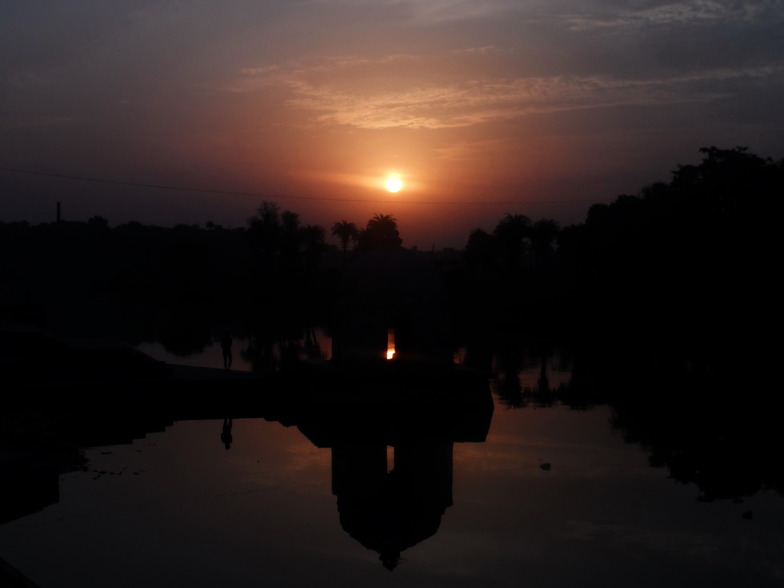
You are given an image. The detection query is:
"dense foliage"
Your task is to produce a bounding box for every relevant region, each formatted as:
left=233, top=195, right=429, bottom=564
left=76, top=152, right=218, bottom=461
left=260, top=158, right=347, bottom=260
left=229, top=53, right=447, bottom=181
left=2, top=147, right=781, bottom=503
left=1, top=147, right=780, bottom=362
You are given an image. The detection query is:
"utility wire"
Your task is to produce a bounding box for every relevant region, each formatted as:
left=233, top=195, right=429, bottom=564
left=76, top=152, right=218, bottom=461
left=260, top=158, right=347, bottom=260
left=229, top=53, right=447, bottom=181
left=0, top=166, right=595, bottom=206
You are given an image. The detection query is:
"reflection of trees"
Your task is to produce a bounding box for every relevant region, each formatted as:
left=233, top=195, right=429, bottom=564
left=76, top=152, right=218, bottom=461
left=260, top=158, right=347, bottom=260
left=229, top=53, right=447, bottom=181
left=610, top=402, right=784, bottom=502
left=243, top=331, right=279, bottom=373
left=239, top=320, right=329, bottom=373
left=603, top=361, right=784, bottom=502
left=494, top=367, right=524, bottom=408
left=153, top=313, right=213, bottom=357
left=560, top=339, right=782, bottom=503
left=485, top=333, right=567, bottom=409
left=302, top=325, right=322, bottom=361
left=478, top=320, right=782, bottom=504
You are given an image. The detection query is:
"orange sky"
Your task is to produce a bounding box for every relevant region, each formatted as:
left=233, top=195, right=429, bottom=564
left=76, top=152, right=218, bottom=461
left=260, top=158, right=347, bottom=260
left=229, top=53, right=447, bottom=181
left=2, top=1, right=783, bottom=248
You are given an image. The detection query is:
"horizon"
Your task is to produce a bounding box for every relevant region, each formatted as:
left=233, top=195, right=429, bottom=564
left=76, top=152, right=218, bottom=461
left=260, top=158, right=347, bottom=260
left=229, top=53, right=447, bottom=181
left=2, top=1, right=783, bottom=249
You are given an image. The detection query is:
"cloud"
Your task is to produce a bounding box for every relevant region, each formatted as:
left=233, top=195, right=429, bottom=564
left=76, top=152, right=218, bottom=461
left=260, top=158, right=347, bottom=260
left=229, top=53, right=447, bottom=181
left=302, top=0, right=781, bottom=29
left=395, top=0, right=519, bottom=24
left=305, top=0, right=519, bottom=24
left=231, top=53, right=784, bottom=130
left=561, top=0, right=782, bottom=31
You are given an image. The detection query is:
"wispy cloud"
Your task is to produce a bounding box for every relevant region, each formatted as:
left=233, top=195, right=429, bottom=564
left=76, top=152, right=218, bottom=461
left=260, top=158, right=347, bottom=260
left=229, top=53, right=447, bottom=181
left=562, top=0, right=782, bottom=31
left=396, top=0, right=519, bottom=24
left=305, top=0, right=519, bottom=23
left=231, top=53, right=784, bottom=130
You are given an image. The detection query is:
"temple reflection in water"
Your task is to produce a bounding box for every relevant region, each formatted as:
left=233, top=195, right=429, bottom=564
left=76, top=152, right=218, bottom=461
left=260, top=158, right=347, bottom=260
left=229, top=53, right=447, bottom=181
left=332, top=440, right=453, bottom=570
left=297, top=383, right=492, bottom=570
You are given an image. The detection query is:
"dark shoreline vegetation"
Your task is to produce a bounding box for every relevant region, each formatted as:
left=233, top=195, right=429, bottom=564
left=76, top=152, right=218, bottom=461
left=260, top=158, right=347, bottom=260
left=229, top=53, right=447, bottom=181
left=2, top=147, right=778, bottom=360
left=2, top=146, right=782, bottom=510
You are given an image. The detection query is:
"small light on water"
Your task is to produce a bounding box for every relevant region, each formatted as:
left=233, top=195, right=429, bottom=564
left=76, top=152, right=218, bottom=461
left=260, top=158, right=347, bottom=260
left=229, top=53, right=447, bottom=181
left=387, top=328, right=395, bottom=360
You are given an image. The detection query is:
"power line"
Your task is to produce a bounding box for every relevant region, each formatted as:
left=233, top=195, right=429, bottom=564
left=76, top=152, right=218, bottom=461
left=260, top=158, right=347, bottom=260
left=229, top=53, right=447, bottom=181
left=1, top=167, right=290, bottom=200
left=0, top=166, right=596, bottom=207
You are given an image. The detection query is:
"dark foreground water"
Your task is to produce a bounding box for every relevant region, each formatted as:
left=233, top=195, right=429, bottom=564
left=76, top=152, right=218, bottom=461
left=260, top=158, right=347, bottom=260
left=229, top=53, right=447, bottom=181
left=1, top=395, right=783, bottom=588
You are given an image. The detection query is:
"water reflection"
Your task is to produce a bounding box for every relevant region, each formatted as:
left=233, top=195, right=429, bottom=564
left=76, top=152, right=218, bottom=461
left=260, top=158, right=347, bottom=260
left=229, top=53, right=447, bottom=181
left=294, top=384, right=492, bottom=569
left=333, top=441, right=453, bottom=570
left=136, top=327, right=333, bottom=373
left=1, top=359, right=494, bottom=578
left=221, top=418, right=233, bottom=450
left=4, top=403, right=784, bottom=588
left=460, top=336, right=784, bottom=507
left=4, top=325, right=784, bottom=587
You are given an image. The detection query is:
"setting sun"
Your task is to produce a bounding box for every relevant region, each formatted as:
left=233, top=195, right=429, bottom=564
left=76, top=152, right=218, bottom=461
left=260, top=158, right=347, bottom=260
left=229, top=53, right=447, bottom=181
left=385, top=177, right=403, bottom=193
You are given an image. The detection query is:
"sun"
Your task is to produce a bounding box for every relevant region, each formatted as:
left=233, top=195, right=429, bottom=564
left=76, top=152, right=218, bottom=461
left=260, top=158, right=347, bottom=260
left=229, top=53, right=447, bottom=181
left=385, top=177, right=403, bottom=193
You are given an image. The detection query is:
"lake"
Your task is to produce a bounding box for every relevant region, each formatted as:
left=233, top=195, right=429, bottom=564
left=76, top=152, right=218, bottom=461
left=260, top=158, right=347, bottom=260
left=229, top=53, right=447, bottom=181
left=1, top=344, right=782, bottom=587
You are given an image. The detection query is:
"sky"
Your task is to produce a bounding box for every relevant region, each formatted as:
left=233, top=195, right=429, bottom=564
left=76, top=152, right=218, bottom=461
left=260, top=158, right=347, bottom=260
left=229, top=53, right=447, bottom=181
left=2, top=0, right=783, bottom=248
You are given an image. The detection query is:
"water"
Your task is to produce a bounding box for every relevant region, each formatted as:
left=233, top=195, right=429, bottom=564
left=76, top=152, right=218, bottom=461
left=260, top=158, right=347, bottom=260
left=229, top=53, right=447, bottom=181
left=136, top=339, right=257, bottom=372
left=2, top=398, right=783, bottom=587
left=135, top=329, right=333, bottom=373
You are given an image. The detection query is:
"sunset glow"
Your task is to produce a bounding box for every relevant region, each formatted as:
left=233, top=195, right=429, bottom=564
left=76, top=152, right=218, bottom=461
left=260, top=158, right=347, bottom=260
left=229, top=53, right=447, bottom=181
left=1, top=2, right=782, bottom=249
left=385, top=177, right=403, bottom=193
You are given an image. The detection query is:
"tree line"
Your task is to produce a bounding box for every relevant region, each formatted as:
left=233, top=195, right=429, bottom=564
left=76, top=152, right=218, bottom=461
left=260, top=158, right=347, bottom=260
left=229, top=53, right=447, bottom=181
left=1, top=146, right=780, bottom=358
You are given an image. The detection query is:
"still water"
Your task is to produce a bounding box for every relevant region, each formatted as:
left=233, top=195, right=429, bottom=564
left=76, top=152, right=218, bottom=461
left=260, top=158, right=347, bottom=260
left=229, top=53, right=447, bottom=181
left=1, top=381, right=783, bottom=587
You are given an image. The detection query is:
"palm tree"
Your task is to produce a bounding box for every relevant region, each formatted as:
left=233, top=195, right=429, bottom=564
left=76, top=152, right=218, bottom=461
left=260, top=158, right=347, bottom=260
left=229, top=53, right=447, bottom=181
left=366, top=213, right=397, bottom=233
left=301, top=223, right=326, bottom=276
left=464, top=227, right=498, bottom=275
left=530, top=218, right=560, bottom=268
left=358, top=213, right=401, bottom=251
left=246, top=201, right=282, bottom=269
left=331, top=220, right=358, bottom=265
left=493, top=213, right=531, bottom=271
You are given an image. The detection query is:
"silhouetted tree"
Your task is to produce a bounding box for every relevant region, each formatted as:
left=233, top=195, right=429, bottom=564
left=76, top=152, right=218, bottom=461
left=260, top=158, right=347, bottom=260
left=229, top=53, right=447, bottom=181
left=87, top=216, right=109, bottom=230
left=493, top=213, right=531, bottom=272
left=279, top=210, right=303, bottom=271
left=301, top=223, right=327, bottom=275
left=464, top=228, right=497, bottom=272
left=331, top=220, right=359, bottom=265
left=357, top=213, right=402, bottom=252
left=246, top=201, right=283, bottom=270
left=530, top=218, right=559, bottom=269
left=555, top=145, right=782, bottom=356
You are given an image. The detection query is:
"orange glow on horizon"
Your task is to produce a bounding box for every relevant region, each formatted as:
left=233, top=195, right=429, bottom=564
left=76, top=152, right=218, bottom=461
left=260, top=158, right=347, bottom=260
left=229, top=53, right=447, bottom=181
left=387, top=328, right=395, bottom=360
